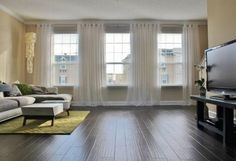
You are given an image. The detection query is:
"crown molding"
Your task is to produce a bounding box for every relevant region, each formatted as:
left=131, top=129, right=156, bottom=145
left=0, top=4, right=24, bottom=23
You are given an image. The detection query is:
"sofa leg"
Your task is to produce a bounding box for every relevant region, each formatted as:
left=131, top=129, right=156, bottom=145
left=51, top=117, right=54, bottom=126
left=23, top=117, right=27, bottom=126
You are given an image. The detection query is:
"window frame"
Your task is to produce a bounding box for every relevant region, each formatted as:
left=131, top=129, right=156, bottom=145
left=105, top=32, right=131, bottom=87
left=52, top=31, right=79, bottom=86
left=158, top=31, right=184, bottom=87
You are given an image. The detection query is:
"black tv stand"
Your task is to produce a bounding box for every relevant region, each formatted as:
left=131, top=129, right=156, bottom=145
left=210, top=95, right=236, bottom=100
left=191, top=95, right=236, bottom=146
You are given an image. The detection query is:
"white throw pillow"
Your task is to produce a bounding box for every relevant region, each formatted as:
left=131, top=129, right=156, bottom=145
left=0, top=92, right=4, bottom=98
left=10, top=84, right=22, bottom=96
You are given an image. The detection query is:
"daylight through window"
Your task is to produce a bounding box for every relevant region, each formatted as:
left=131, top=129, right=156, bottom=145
left=158, top=33, right=183, bottom=86
left=105, top=33, right=131, bottom=86
left=52, top=33, right=79, bottom=85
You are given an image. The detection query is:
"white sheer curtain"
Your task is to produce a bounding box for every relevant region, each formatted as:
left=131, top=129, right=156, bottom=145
left=77, top=23, right=105, bottom=106
left=33, top=24, right=52, bottom=86
left=127, top=23, right=161, bottom=106
left=183, top=24, right=200, bottom=105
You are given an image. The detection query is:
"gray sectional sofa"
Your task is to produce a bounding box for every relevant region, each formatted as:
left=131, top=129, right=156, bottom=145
left=0, top=85, right=72, bottom=122
left=0, top=94, right=72, bottom=122
left=0, top=96, right=35, bottom=122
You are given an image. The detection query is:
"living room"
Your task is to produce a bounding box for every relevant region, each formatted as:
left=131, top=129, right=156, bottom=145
left=0, top=0, right=236, bottom=161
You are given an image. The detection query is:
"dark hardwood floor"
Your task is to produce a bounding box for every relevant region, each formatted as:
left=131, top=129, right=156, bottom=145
left=0, top=106, right=236, bottom=161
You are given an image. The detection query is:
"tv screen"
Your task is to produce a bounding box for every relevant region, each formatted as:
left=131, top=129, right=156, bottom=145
left=206, top=39, right=236, bottom=96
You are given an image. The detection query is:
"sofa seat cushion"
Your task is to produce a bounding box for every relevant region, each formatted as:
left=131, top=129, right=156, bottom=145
left=4, top=96, right=35, bottom=106
left=28, top=94, right=72, bottom=103
left=0, top=99, right=18, bottom=112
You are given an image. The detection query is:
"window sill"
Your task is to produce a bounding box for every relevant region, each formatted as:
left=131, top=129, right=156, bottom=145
left=106, top=85, right=128, bottom=88
left=161, top=84, right=183, bottom=87
left=53, top=85, right=75, bottom=88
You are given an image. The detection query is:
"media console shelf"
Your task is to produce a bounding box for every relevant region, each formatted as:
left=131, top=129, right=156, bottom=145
left=191, top=95, right=236, bottom=146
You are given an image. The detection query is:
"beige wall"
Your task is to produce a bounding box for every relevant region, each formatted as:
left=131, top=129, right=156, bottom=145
left=199, top=25, right=208, bottom=58
left=208, top=0, right=236, bottom=47
left=0, top=10, right=25, bottom=83
left=207, top=0, right=236, bottom=112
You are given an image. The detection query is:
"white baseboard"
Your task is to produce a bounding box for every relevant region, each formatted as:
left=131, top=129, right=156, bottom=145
left=71, top=100, right=188, bottom=107
left=160, top=100, right=187, bottom=106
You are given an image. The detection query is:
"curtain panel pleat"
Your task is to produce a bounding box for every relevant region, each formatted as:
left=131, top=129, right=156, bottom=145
left=127, top=23, right=161, bottom=106
left=33, top=24, right=52, bottom=87
left=76, top=23, right=105, bottom=106
left=182, top=24, right=200, bottom=105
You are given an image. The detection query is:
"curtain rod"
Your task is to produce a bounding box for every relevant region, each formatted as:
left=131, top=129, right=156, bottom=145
left=24, top=19, right=207, bottom=25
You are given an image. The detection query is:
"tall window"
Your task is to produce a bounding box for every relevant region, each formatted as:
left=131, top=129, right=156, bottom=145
left=158, top=30, right=183, bottom=86
left=52, top=25, right=78, bottom=86
left=105, top=33, right=130, bottom=86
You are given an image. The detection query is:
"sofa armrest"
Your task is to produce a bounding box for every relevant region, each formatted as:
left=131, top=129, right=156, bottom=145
left=46, top=87, right=58, bottom=94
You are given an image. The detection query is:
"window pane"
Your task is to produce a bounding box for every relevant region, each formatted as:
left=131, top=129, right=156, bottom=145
left=166, top=34, right=174, bottom=43
left=62, top=44, right=70, bottom=54
left=106, top=53, right=114, bottom=62
left=122, top=52, right=130, bottom=61
left=54, top=44, right=62, bottom=55
left=114, top=34, right=122, bottom=43
left=113, top=53, right=122, bottom=62
left=54, top=34, right=62, bottom=43
left=174, top=34, right=182, bottom=43
left=114, top=64, right=123, bottom=74
left=62, top=34, right=70, bottom=43
left=123, top=44, right=130, bottom=53
left=106, top=34, right=114, bottom=43
left=114, top=44, right=122, bottom=52
left=158, top=35, right=165, bottom=43
left=53, top=33, right=79, bottom=86
left=106, top=44, right=113, bottom=53
left=70, top=34, right=78, bottom=43
left=71, top=44, right=78, bottom=55
left=70, top=55, right=78, bottom=62
left=106, top=64, right=128, bottom=85
left=105, top=33, right=131, bottom=86
left=160, top=63, right=183, bottom=85
left=123, top=34, right=130, bottom=43
left=158, top=33, right=183, bottom=85
left=106, top=64, right=114, bottom=74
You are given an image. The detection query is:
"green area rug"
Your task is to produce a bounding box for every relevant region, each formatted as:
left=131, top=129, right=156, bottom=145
left=0, top=111, right=90, bottom=134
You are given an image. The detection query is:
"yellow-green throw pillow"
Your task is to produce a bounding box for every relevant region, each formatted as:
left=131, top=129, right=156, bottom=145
left=15, top=84, right=33, bottom=95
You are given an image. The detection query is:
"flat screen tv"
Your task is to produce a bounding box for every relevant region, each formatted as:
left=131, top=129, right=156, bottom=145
left=206, top=39, right=236, bottom=100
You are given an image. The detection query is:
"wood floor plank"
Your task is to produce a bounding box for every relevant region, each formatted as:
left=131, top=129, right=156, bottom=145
left=146, top=110, right=220, bottom=161
left=86, top=111, right=117, bottom=161
left=0, top=107, right=236, bottom=161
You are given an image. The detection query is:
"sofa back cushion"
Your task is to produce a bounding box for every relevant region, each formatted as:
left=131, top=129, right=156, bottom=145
left=0, top=83, right=12, bottom=97
left=31, top=85, right=48, bottom=94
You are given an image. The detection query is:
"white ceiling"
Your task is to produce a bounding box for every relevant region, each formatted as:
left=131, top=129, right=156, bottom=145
left=0, top=0, right=207, bottom=21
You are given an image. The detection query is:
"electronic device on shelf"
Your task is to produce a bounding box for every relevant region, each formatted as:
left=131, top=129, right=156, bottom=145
left=206, top=39, right=236, bottom=100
